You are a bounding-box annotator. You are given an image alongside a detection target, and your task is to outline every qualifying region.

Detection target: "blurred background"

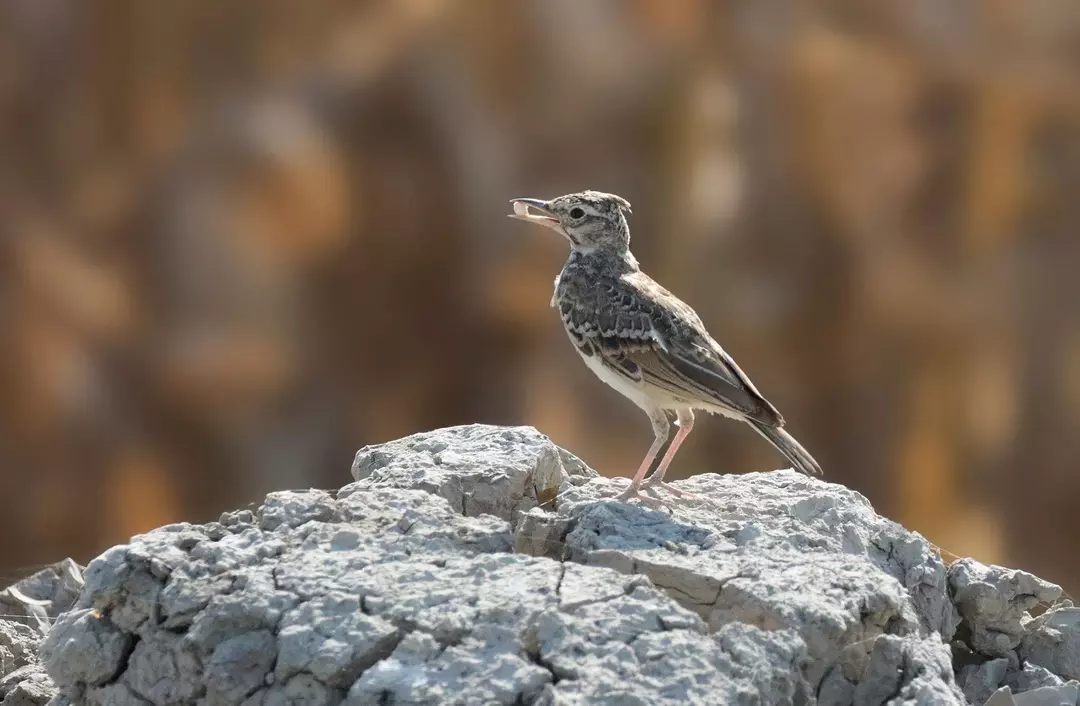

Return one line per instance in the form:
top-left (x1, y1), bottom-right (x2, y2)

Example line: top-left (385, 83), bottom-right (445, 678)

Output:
top-left (2, 0), bottom-right (1079, 594)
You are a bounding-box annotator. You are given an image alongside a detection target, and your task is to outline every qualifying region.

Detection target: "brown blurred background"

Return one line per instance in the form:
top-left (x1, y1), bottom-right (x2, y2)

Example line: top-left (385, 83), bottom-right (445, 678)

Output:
top-left (1, 0), bottom-right (1079, 594)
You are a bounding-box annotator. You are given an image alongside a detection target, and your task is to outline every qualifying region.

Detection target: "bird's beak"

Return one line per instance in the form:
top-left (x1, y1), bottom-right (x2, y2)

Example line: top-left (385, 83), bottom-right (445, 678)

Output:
top-left (508, 198), bottom-right (565, 236)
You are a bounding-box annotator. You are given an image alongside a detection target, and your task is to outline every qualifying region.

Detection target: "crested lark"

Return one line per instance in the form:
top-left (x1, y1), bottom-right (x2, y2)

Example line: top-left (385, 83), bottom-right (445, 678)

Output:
top-left (509, 190), bottom-right (822, 502)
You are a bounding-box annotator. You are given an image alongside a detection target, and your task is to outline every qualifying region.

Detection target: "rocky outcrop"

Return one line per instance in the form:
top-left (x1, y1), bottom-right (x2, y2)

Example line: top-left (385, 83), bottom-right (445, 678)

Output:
top-left (1, 424), bottom-right (1076, 704)
top-left (0, 559), bottom-right (84, 706)
top-left (949, 559), bottom-right (1062, 658)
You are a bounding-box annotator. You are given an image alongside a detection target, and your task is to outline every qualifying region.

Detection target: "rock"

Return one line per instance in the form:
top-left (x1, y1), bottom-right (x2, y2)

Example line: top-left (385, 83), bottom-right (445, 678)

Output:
top-left (957, 650), bottom-right (1079, 704)
top-left (274, 594), bottom-right (399, 688)
top-left (39, 479), bottom-right (808, 705)
top-left (25, 424), bottom-right (1077, 704)
top-left (0, 664), bottom-right (55, 706)
top-left (1020, 608), bottom-right (1080, 681)
top-left (0, 565), bottom-right (72, 706)
top-left (528, 620), bottom-right (811, 706)
top-left (949, 559), bottom-right (1062, 657)
top-left (1012, 683), bottom-right (1079, 706)
top-left (347, 574), bottom-right (810, 705)
top-left (351, 424), bottom-right (596, 523)
top-left (505, 470), bottom-right (959, 692)
top-left (852, 635), bottom-right (963, 705)
top-left (0, 560), bottom-right (83, 636)
top-left (978, 683), bottom-right (1080, 706)
top-left (985, 687), bottom-right (1018, 706)
top-left (39, 609), bottom-right (133, 688)
top-left (1009, 662), bottom-right (1068, 693)
top-left (958, 657), bottom-right (1010, 705)
top-left (988, 682), bottom-right (1080, 706)
top-left (0, 621), bottom-right (40, 675)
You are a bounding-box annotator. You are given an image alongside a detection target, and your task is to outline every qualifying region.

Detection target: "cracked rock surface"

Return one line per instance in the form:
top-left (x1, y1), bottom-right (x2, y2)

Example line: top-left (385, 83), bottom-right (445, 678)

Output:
top-left (516, 466), bottom-right (964, 699)
top-left (0, 559), bottom-right (85, 705)
top-left (949, 559), bottom-right (1062, 658)
top-left (1020, 608), bottom-right (1080, 682)
top-left (0, 561), bottom-right (86, 706)
top-left (351, 424), bottom-right (596, 523)
top-left (7, 424), bottom-right (1078, 705)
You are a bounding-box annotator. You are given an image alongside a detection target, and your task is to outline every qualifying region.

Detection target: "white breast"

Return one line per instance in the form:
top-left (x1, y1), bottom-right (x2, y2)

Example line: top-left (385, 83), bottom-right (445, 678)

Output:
top-left (573, 343), bottom-right (655, 412)
top-left (567, 331), bottom-right (722, 417)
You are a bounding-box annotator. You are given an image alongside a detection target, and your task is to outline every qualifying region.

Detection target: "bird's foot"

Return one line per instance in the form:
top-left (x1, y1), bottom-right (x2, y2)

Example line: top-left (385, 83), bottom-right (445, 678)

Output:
top-left (641, 479), bottom-right (706, 502)
top-left (616, 483), bottom-right (667, 509)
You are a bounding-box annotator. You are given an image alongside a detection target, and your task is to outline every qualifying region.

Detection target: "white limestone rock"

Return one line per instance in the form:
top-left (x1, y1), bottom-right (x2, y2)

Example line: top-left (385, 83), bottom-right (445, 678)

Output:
top-left (949, 559), bottom-right (1062, 657)
top-left (22, 424), bottom-right (1078, 705)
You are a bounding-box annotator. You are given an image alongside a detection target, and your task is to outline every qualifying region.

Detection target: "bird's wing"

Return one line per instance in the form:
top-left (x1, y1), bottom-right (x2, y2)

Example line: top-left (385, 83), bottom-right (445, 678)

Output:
top-left (559, 271), bottom-right (783, 425)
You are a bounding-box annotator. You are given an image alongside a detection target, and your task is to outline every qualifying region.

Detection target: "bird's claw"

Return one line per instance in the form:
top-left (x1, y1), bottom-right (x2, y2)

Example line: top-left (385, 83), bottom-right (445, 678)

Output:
top-left (616, 484), bottom-right (668, 509)
top-left (641, 479), bottom-right (706, 502)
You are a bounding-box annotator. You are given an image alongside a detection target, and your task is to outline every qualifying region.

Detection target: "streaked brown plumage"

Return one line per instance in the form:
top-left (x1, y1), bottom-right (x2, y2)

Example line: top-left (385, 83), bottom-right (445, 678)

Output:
top-left (510, 190), bottom-right (821, 502)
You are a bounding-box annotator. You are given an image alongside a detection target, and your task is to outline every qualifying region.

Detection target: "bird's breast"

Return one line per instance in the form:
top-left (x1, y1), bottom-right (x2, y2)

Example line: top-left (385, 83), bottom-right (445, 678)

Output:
top-left (572, 340), bottom-right (653, 411)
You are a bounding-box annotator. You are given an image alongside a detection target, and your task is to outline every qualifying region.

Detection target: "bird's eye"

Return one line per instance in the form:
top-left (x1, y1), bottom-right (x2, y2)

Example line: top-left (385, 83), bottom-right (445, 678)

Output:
top-left (569, 207), bottom-right (585, 219)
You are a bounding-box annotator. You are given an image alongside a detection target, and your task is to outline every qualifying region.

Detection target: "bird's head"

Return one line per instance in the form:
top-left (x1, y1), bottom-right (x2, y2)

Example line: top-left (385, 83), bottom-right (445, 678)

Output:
top-left (509, 190), bottom-right (632, 254)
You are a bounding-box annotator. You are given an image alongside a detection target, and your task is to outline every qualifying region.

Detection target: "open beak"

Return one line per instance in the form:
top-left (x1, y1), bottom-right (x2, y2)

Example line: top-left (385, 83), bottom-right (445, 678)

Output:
top-left (508, 198), bottom-right (566, 237)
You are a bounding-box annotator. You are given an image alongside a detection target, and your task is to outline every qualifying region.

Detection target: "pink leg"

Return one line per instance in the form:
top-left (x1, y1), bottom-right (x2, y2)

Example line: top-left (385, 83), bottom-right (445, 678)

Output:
top-left (643, 409), bottom-right (695, 494)
top-left (617, 408), bottom-right (670, 502)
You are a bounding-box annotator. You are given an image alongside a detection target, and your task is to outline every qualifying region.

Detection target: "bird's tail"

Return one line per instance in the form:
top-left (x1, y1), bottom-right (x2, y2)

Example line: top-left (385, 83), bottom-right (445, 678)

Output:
top-left (747, 420), bottom-right (822, 476)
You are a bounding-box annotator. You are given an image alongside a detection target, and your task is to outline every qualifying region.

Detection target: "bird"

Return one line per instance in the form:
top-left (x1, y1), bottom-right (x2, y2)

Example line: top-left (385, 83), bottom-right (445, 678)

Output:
top-left (508, 190), bottom-right (821, 502)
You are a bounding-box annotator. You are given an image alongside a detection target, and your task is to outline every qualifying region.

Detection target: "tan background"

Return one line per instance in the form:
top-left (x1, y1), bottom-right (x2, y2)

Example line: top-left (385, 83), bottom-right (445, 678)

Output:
top-left (2, 0), bottom-right (1079, 594)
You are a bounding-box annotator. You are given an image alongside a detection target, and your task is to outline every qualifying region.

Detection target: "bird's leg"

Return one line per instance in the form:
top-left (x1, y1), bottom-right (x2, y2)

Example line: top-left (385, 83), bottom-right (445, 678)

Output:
top-left (617, 408), bottom-right (670, 502)
top-left (642, 409), bottom-right (698, 497)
